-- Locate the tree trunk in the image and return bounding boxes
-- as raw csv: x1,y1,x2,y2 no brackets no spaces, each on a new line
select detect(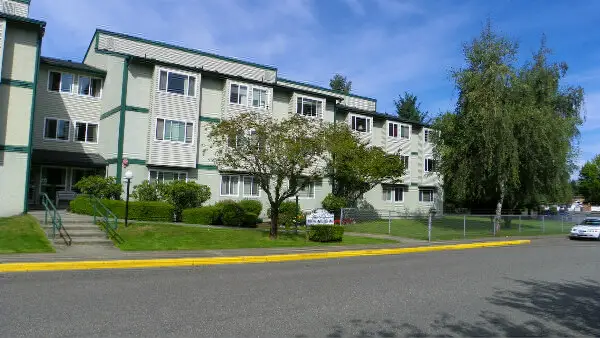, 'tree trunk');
270,208,279,239
494,188,505,234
